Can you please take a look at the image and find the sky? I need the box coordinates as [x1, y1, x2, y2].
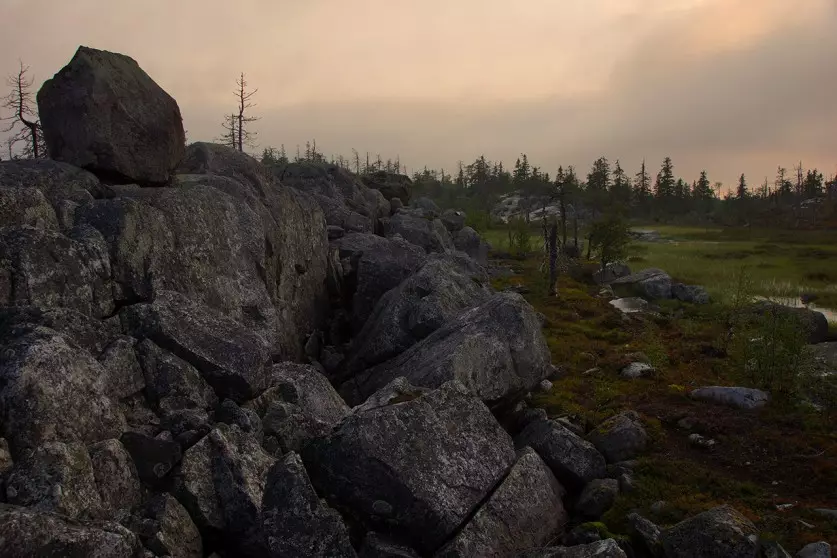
[2, 0, 836, 190]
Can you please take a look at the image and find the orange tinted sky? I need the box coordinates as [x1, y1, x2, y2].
[1, 0, 835, 187]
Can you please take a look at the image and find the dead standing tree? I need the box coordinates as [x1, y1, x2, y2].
[2, 61, 45, 159]
[219, 73, 259, 152]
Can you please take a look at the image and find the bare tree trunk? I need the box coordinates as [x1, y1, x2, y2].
[548, 223, 559, 296]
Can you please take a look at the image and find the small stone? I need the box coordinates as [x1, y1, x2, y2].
[539, 379, 554, 393]
[372, 500, 394, 516]
[587, 411, 648, 463]
[690, 386, 769, 410]
[688, 433, 716, 449]
[621, 362, 655, 379]
[650, 500, 667, 513]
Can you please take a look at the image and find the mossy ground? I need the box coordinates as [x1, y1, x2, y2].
[490, 248, 837, 550]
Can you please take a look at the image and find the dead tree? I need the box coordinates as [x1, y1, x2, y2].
[2, 61, 45, 159]
[234, 73, 259, 151]
[548, 222, 559, 296]
[218, 113, 238, 149]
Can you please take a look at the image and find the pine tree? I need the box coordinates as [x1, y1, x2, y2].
[633, 159, 652, 209]
[736, 174, 748, 199]
[611, 160, 631, 206]
[655, 157, 676, 204]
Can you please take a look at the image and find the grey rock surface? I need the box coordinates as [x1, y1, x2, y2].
[587, 411, 648, 463]
[611, 268, 672, 300]
[661, 505, 759, 558]
[690, 386, 770, 410]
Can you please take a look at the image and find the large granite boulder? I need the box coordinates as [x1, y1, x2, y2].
[436, 447, 567, 557]
[586, 411, 648, 464]
[177, 143, 330, 358]
[37, 46, 185, 185]
[332, 233, 428, 329]
[744, 301, 829, 344]
[136, 338, 218, 415]
[302, 381, 516, 554]
[340, 253, 492, 378]
[120, 290, 272, 403]
[261, 452, 356, 558]
[440, 209, 467, 233]
[385, 212, 452, 254]
[361, 170, 413, 204]
[0, 327, 125, 453]
[128, 494, 203, 558]
[593, 262, 631, 285]
[514, 419, 607, 490]
[173, 424, 275, 557]
[0, 186, 58, 230]
[278, 162, 389, 233]
[0, 225, 114, 318]
[661, 505, 759, 558]
[0, 305, 121, 356]
[690, 386, 769, 410]
[0, 159, 104, 211]
[341, 292, 552, 407]
[453, 227, 490, 266]
[0, 504, 143, 557]
[611, 268, 672, 300]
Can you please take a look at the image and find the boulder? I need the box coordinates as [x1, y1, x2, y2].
[521, 539, 628, 557]
[796, 542, 832, 558]
[690, 386, 769, 410]
[408, 196, 441, 218]
[453, 227, 490, 266]
[98, 336, 145, 400]
[611, 268, 672, 300]
[627, 512, 662, 557]
[390, 197, 404, 213]
[5, 441, 101, 519]
[620, 362, 655, 379]
[593, 262, 632, 285]
[88, 439, 143, 517]
[0, 305, 121, 356]
[436, 447, 567, 558]
[342, 292, 552, 408]
[672, 283, 710, 304]
[359, 532, 420, 557]
[385, 212, 451, 254]
[575, 478, 619, 518]
[0, 328, 125, 453]
[302, 381, 516, 553]
[174, 424, 275, 556]
[744, 301, 829, 344]
[661, 505, 759, 558]
[135, 338, 218, 415]
[440, 209, 467, 232]
[0, 225, 114, 318]
[341, 253, 492, 377]
[0, 504, 143, 557]
[120, 431, 182, 487]
[120, 290, 272, 402]
[350, 376, 432, 414]
[129, 494, 202, 558]
[332, 233, 427, 329]
[362, 171, 413, 204]
[0, 186, 59, 230]
[0, 159, 104, 210]
[37, 46, 185, 185]
[587, 412, 648, 463]
[609, 297, 650, 314]
[215, 399, 263, 438]
[261, 452, 356, 558]
[514, 419, 607, 490]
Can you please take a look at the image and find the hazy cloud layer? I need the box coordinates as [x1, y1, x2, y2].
[1, 0, 835, 186]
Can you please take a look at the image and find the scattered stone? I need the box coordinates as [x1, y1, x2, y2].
[587, 411, 648, 463]
[628, 512, 662, 556]
[98, 336, 145, 400]
[350, 377, 431, 414]
[215, 399, 262, 439]
[677, 416, 697, 430]
[303, 381, 515, 554]
[38, 46, 185, 185]
[671, 283, 710, 304]
[609, 297, 650, 314]
[813, 508, 837, 520]
[621, 362, 655, 379]
[661, 505, 758, 558]
[539, 379, 554, 392]
[760, 540, 793, 558]
[436, 447, 567, 557]
[690, 386, 769, 410]
[593, 262, 631, 285]
[575, 478, 619, 518]
[136, 339, 218, 415]
[440, 209, 467, 232]
[796, 542, 832, 558]
[453, 226, 490, 266]
[688, 433, 717, 449]
[261, 452, 356, 558]
[515, 419, 607, 490]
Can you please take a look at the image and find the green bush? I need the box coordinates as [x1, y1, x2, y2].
[507, 217, 532, 257]
[466, 210, 491, 234]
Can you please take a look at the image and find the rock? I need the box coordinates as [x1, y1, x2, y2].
[88, 439, 143, 517]
[268, 362, 351, 424]
[130, 494, 202, 558]
[436, 447, 567, 557]
[0, 328, 125, 453]
[587, 412, 648, 463]
[593, 262, 632, 285]
[302, 381, 516, 553]
[261, 452, 356, 558]
[362, 171, 413, 204]
[744, 301, 829, 344]
[341, 253, 492, 377]
[120, 431, 182, 486]
[342, 292, 552, 407]
[813, 508, 837, 520]
[661, 505, 759, 558]
[620, 362, 655, 379]
[539, 379, 554, 392]
[0, 225, 114, 318]
[349, 377, 432, 414]
[0, 504, 143, 557]
[453, 226, 490, 266]
[174, 424, 275, 555]
[359, 533, 419, 557]
[565, 523, 605, 545]
[609, 297, 650, 314]
[135, 339, 218, 415]
[5, 441, 101, 519]
[333, 232, 428, 329]
[390, 197, 404, 213]
[37, 46, 185, 185]
[177, 144, 332, 359]
[215, 399, 262, 437]
[0, 305, 120, 356]
[409, 196, 441, 218]
[514, 419, 607, 490]
[628, 512, 662, 556]
[0, 438, 12, 474]
[575, 478, 619, 518]
[630, 229, 662, 242]
[0, 159, 104, 213]
[796, 542, 832, 558]
[521, 539, 628, 557]
[611, 268, 672, 300]
[98, 336, 145, 400]
[0, 186, 59, 230]
[760, 541, 793, 558]
[690, 386, 770, 410]
[121, 290, 271, 402]
[671, 283, 710, 304]
[441, 209, 467, 232]
[385, 212, 451, 253]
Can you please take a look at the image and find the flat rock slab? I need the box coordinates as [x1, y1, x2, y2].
[690, 386, 769, 410]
